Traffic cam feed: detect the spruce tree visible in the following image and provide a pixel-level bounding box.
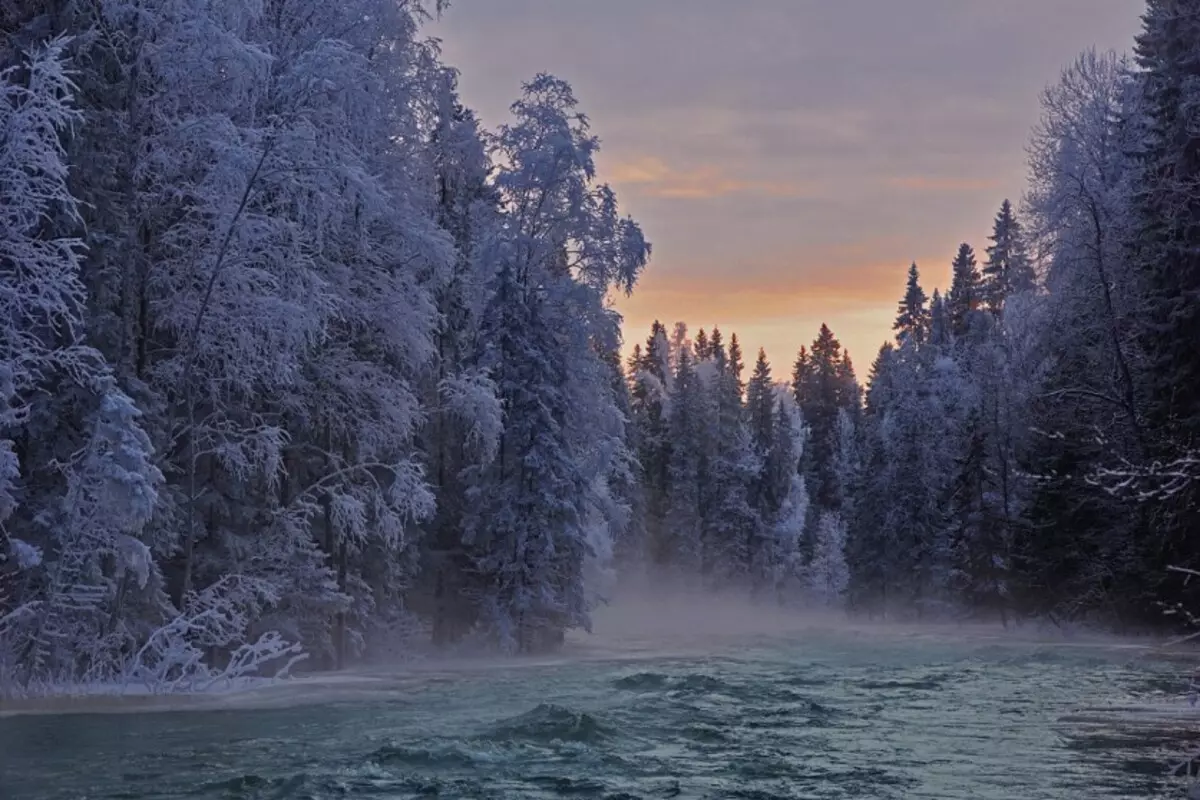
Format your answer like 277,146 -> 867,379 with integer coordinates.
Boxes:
894,263 -> 930,346
463,261 -> 588,653
728,333 -> 746,395
946,243 -> 983,338
791,346 -> 811,404
747,348 -> 775,456
694,328 -> 710,361
1133,1 -> 1200,443
629,322 -> 673,571
982,199 -> 1036,315
664,349 -> 703,572
796,325 -> 858,512
928,289 -> 951,350
1126,0 -> 1200,617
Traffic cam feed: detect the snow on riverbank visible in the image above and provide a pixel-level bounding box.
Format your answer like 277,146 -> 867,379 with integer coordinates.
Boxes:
3,619 -> 1198,721
4,590 -> 1199,719
0,672 -> 390,718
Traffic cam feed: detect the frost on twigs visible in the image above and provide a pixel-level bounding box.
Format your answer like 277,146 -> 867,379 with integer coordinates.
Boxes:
1090,452 -> 1200,503
439,369 -> 502,463
122,576 -> 307,695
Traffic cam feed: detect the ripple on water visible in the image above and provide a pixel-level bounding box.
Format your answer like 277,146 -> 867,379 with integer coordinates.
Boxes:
486,703 -> 612,744
0,637 -> 1186,800
612,672 -> 670,691
369,741 -> 486,768
611,671 -> 730,696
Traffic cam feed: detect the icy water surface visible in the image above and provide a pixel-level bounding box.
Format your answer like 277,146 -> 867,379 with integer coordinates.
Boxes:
0,629 -> 1195,799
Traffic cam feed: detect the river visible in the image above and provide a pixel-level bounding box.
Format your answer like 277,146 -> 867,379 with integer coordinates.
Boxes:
0,607 -> 1195,799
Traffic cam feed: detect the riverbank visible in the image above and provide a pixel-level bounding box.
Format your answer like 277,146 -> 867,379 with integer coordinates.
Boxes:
3,605 -> 1197,720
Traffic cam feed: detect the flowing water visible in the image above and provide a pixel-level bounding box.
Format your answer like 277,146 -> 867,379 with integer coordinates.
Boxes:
1,616 -> 1197,800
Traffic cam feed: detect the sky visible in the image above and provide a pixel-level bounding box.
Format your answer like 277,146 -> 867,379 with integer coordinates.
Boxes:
431,0 -> 1145,375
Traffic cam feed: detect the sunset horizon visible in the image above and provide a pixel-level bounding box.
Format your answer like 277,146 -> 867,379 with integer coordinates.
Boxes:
434,0 -> 1145,372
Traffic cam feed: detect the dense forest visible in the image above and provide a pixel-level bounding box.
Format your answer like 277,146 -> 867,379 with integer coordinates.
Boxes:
1,0 -> 1198,696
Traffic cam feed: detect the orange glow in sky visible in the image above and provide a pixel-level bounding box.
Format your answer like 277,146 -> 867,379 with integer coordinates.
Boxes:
434,0 -> 1143,376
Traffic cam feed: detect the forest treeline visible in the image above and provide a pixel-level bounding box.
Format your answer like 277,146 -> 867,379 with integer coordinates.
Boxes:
0,0 -> 651,693
628,3 -> 1200,626
1,0 -> 1198,695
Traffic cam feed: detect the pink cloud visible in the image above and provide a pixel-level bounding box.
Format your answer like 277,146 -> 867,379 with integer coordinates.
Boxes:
609,156 -> 818,200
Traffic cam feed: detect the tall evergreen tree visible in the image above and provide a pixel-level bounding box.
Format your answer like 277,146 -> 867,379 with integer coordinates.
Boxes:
928,289 -> 951,350
699,352 -> 758,585
463,260 -> 589,653
946,243 -> 983,338
1125,0 -> 1200,617
981,199 -> 1036,314
629,322 -> 673,573
756,392 -> 808,599
894,263 -> 930,346
663,349 -> 703,572
1133,2 -> 1200,442
794,325 -> 858,512
728,332 -> 746,395
791,346 -> 810,402
746,349 -> 775,457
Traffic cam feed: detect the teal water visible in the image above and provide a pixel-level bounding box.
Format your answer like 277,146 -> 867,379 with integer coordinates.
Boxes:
0,631 -> 1192,799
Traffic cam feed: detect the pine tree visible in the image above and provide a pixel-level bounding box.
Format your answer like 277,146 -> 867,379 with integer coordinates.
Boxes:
864,343 -> 897,416
746,349 -> 775,457
1133,1 -> 1200,442
928,289 -> 950,350
894,263 -> 929,346
795,325 -> 858,512
420,71 -> 503,647
791,346 -> 810,403
629,321 -> 673,570
728,333 -> 746,395
837,351 -> 861,415
808,512 -> 849,608
697,333 -> 758,586
1125,0 -> 1200,619
946,243 -> 983,338
464,73 -> 649,651
982,200 -> 1036,315
756,391 -> 808,599
463,260 -> 589,654
664,349 -> 703,572
710,326 -> 726,370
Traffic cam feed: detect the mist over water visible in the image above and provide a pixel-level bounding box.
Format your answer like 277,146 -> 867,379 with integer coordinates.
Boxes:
0,585 -> 1194,800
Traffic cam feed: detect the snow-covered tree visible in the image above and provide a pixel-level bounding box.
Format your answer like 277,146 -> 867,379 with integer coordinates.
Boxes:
793,324 -> 858,514
1125,0 -> 1200,616
946,243 -> 984,339
0,38 -> 169,691
628,321 -> 673,570
981,200 -> 1036,315
697,338 -> 758,586
663,347 -> 704,573
757,388 -> 808,600
462,74 -> 648,651
807,512 -> 849,608
1014,48 -> 1148,621
894,263 -> 929,346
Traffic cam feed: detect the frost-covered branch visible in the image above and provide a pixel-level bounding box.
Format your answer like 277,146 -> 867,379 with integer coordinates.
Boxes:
1088,452 -> 1200,502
